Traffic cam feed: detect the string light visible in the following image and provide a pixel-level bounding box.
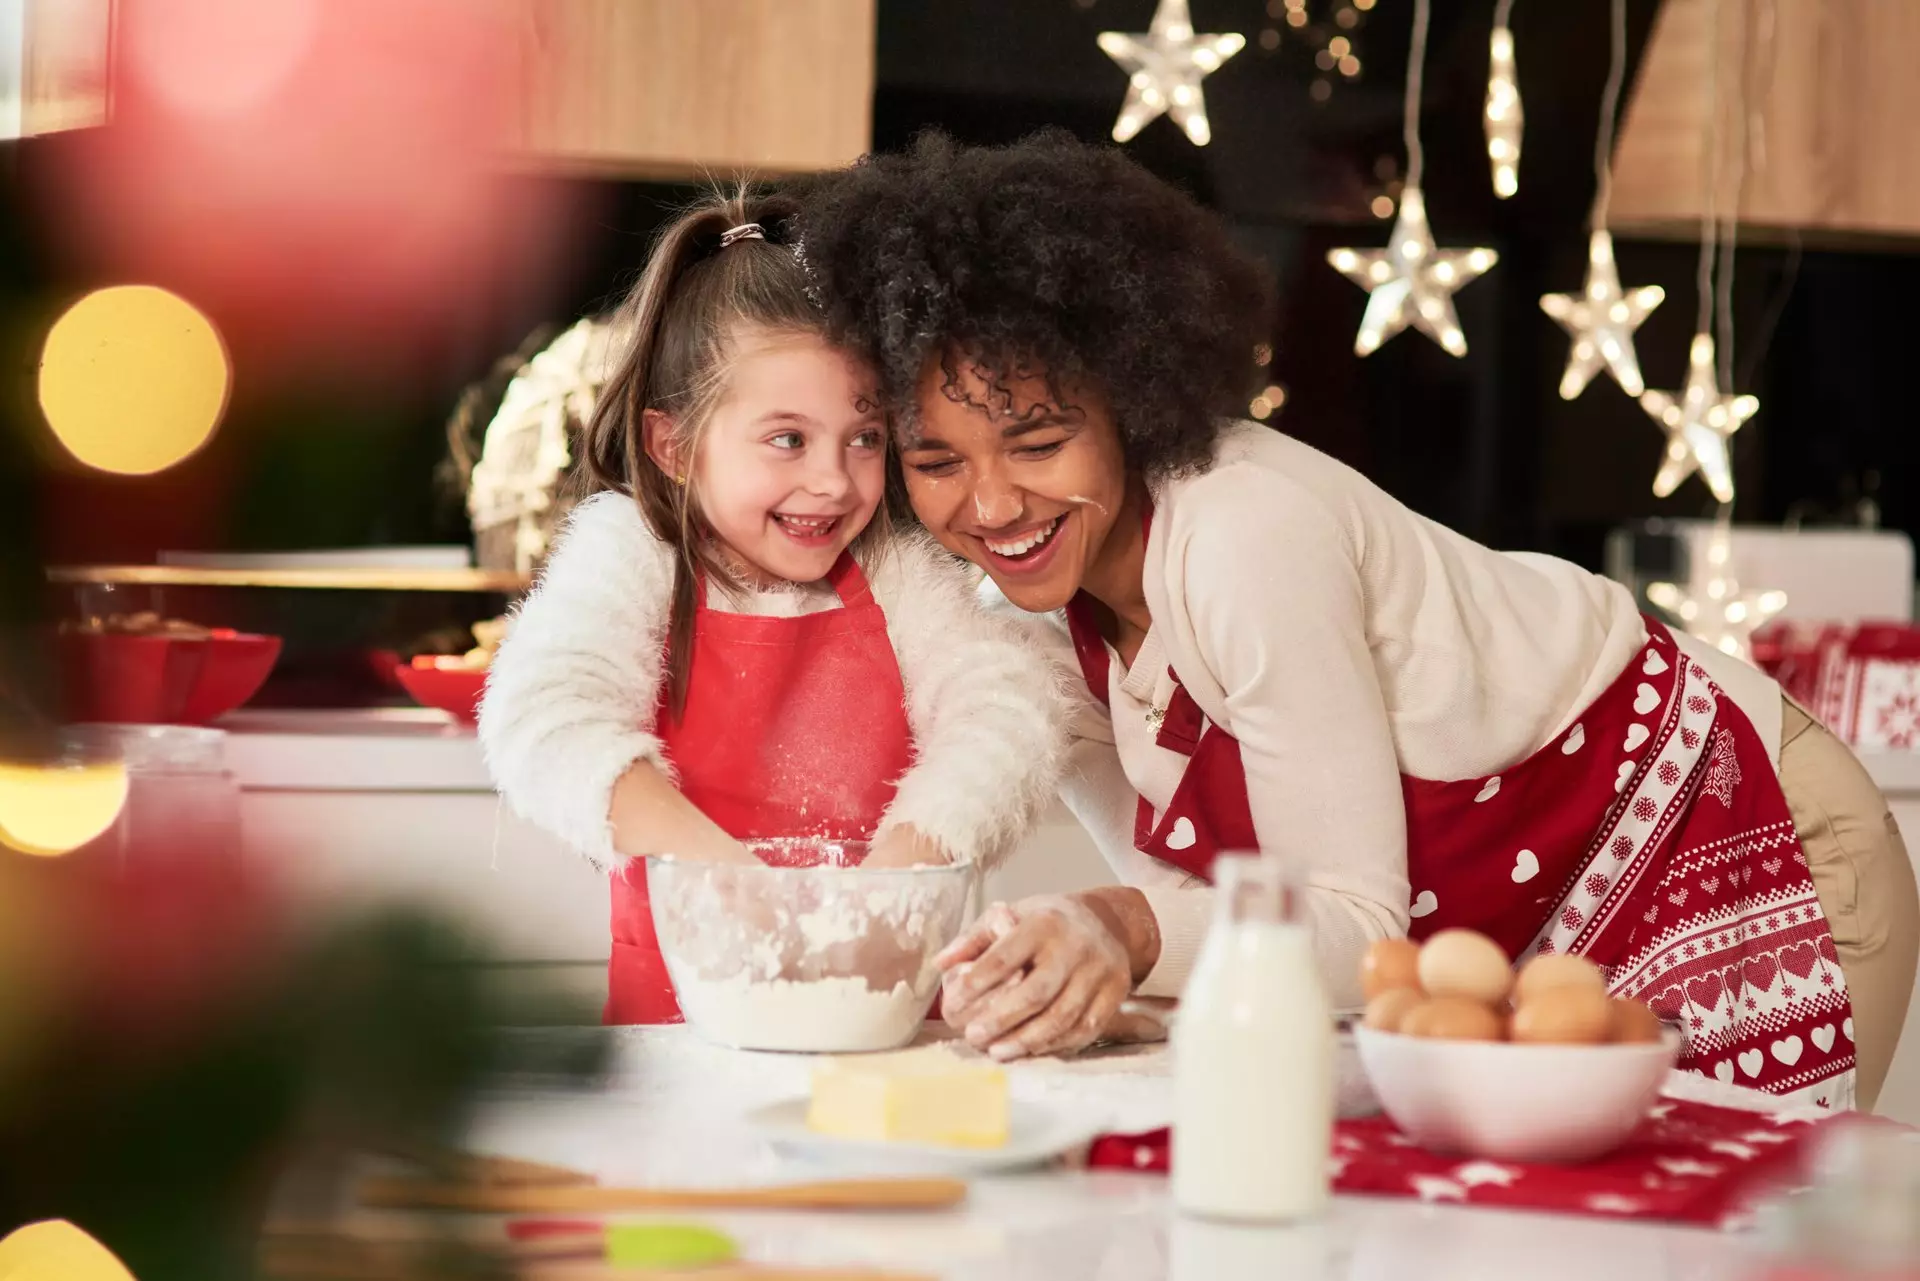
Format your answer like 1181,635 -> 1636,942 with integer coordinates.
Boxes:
1541,232 -> 1665,399
1484,0 -> 1521,198
1097,0 -> 1246,147
1642,333 -> 1755,504
1539,0 -> 1664,399
1327,0 -> 1496,357
1646,513 -> 1785,662
1638,0 -> 1758,503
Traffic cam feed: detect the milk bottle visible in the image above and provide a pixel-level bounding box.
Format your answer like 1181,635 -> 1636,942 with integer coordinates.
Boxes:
1172,851 -> 1334,1221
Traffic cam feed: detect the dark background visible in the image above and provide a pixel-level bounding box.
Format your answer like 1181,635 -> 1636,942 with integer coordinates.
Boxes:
3,0 -> 1914,591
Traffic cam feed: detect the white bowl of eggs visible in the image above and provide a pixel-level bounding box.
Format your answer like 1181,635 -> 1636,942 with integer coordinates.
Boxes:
1351,929 -> 1680,1164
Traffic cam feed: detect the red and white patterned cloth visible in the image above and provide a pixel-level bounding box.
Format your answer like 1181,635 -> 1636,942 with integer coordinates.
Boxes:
1401,621 -> 1855,1109
1756,621 -> 1920,749
1088,1099 -> 1841,1227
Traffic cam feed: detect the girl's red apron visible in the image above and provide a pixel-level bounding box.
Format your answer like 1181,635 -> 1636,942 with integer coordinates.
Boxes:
1065,521 -> 1856,1108
605,552 -> 914,1024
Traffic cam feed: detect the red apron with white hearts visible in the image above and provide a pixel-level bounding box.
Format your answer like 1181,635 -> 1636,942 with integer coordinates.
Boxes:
604,552 -> 914,1025
1066,585 -> 1856,1108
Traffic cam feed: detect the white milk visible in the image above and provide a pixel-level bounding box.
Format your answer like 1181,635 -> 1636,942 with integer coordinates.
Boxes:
1172,853 -> 1334,1222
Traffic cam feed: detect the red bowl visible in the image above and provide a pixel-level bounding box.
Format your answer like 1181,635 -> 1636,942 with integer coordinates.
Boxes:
392,661 -> 486,724
59,632 -> 209,724
178,630 -> 283,724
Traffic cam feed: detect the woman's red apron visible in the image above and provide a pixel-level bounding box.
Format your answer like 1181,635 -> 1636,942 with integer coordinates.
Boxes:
605,552 -> 914,1024
1066,538 -> 1856,1108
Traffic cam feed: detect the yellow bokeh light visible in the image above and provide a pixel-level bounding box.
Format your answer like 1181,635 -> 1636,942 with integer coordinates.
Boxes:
38,285 -> 231,476
0,1221 -> 137,1281
0,760 -> 129,857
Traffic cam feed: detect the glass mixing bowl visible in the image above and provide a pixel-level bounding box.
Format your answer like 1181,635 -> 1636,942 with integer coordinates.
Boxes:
647,841 -> 975,1053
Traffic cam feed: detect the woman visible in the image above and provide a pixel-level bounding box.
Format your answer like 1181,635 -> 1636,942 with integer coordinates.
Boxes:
797,131 -> 1918,1110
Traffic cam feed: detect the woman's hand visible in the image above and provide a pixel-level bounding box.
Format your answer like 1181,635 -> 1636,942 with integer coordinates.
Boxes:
863,824 -> 953,869
935,888 -> 1160,1061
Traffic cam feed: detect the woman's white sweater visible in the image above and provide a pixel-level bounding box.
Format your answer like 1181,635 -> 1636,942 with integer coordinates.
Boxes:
1010,422 -> 1784,1008
479,492 -> 1069,871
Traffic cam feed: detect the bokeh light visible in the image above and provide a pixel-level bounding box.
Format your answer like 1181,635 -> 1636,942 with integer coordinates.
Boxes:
37,285 -> 231,475
43,0 -> 554,355
0,1221 -> 137,1281
0,760 -> 130,856
123,0 -> 320,118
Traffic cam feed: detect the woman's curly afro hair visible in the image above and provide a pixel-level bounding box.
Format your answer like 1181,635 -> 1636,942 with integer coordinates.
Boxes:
795,129 -> 1273,478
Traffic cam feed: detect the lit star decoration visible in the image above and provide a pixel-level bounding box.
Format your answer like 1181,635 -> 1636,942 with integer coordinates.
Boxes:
1327,187 -> 1498,357
1484,5 -> 1521,198
1539,0 -> 1663,399
1646,520 -> 1787,663
1640,333 -> 1758,504
1540,230 -> 1666,398
1097,0 -> 1246,146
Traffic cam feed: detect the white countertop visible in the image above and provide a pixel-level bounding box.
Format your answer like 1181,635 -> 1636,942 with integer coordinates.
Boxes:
216,708 -> 1920,799
426,1028 -> 1767,1281
218,708 -> 492,791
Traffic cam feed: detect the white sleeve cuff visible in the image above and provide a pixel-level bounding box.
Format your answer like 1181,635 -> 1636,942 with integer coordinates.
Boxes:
1137,886 -> 1215,998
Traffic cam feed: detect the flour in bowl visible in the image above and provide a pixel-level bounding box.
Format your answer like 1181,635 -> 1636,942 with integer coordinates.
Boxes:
646,854 -> 973,1053
674,972 -> 929,1053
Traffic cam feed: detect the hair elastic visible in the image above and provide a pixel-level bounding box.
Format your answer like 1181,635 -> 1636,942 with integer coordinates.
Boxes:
718,223 -> 765,248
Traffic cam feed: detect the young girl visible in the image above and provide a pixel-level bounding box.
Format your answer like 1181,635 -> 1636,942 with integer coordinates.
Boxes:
478,189 -> 1067,1025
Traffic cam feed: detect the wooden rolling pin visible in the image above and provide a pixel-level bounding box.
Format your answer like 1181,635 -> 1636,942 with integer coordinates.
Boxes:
359,1176 -> 969,1214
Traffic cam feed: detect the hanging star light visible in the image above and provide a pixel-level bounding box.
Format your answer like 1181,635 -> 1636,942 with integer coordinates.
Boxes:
1328,0 -> 1496,357
1484,1 -> 1521,198
1097,0 -> 1246,146
1646,520 -> 1786,662
1327,187 -> 1498,357
1539,0 -> 1663,398
1640,332 -> 1757,504
1540,230 -> 1666,398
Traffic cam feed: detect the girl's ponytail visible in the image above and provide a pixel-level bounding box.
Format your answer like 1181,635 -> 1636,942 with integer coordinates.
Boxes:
580,186 -> 817,721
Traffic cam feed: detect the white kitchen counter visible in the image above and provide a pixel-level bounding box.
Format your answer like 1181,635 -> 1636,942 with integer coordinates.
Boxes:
218,708 -> 1920,1122
401,1027 -> 1765,1281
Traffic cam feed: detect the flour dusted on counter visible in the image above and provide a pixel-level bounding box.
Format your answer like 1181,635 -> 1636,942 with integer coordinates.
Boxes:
674,973 -> 927,1054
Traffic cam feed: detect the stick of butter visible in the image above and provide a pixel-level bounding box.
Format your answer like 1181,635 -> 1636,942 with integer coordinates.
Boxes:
807,1045 -> 1010,1148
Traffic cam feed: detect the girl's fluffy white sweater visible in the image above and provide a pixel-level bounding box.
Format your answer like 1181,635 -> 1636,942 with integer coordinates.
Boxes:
478,492 -> 1068,871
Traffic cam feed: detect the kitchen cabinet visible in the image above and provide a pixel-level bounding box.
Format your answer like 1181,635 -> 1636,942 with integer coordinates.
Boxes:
503,0 -> 876,179
1611,0 -> 1920,242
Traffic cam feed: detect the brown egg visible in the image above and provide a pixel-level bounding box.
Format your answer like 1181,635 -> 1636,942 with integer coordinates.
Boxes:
1362,987 -> 1426,1033
1416,929 -> 1513,1005
1362,938 -> 1424,1000
1510,986 -> 1613,1044
1514,953 -> 1606,1005
1400,996 -> 1505,1042
1607,998 -> 1666,1044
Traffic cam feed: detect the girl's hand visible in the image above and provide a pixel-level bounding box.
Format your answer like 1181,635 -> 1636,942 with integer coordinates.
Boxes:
935,890 -> 1157,1061
608,760 -> 755,864
863,825 -> 954,870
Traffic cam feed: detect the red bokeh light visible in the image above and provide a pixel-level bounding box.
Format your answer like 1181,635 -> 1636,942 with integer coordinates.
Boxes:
44,0 -> 561,350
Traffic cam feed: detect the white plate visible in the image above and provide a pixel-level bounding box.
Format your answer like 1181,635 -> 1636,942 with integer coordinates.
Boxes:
744,1098 -> 1106,1175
